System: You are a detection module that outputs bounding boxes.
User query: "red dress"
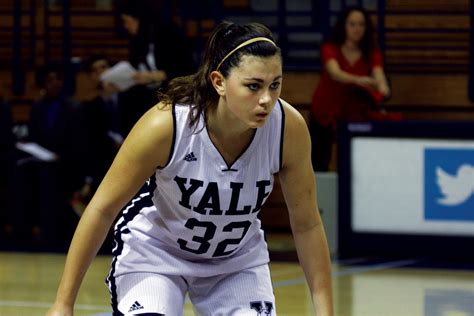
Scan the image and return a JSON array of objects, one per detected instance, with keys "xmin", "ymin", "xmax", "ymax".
[{"xmin": 311, "ymin": 43, "xmax": 384, "ymax": 128}]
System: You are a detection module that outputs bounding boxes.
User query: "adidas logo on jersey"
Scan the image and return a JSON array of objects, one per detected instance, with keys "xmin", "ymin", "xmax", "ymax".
[
  {"xmin": 128, "ymin": 301, "xmax": 144, "ymax": 312},
  {"xmin": 184, "ymin": 152, "xmax": 197, "ymax": 162}
]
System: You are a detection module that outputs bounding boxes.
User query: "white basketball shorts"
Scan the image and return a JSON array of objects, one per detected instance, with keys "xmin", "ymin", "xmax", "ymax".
[{"xmin": 109, "ymin": 263, "xmax": 276, "ymax": 316}]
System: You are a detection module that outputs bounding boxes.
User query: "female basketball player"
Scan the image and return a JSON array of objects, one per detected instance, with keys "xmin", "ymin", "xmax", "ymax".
[{"xmin": 47, "ymin": 21, "xmax": 333, "ymax": 316}]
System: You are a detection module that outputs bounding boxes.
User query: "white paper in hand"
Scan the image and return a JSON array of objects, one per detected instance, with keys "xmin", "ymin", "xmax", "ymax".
[
  {"xmin": 100, "ymin": 61, "xmax": 137, "ymax": 91},
  {"xmin": 16, "ymin": 142, "xmax": 59, "ymax": 161}
]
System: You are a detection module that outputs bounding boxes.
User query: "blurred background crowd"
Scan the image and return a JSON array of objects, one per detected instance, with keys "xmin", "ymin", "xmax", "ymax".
[{"xmin": 1, "ymin": 0, "xmax": 473, "ymax": 254}]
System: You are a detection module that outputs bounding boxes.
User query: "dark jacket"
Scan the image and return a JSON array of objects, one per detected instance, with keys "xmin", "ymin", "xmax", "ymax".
[
  {"xmin": 0, "ymin": 101, "xmax": 14, "ymax": 152},
  {"xmin": 28, "ymin": 95, "xmax": 87, "ymax": 192}
]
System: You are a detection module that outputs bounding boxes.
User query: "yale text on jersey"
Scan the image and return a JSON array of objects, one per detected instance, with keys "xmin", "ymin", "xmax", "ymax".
[{"xmin": 174, "ymin": 175, "xmax": 271, "ymax": 215}]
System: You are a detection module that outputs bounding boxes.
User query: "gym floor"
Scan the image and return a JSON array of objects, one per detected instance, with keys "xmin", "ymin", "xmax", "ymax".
[{"xmin": 1, "ymin": 234, "xmax": 474, "ymax": 316}]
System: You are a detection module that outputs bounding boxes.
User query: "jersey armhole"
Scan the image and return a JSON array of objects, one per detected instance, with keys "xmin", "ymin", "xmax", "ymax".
[
  {"xmin": 277, "ymin": 99, "xmax": 285, "ymax": 172},
  {"xmin": 157, "ymin": 104, "xmax": 177, "ymax": 170}
]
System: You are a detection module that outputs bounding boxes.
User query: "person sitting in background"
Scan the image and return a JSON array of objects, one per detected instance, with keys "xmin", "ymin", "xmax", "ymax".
[
  {"xmin": 117, "ymin": 0, "xmax": 196, "ymax": 134},
  {"xmin": 82, "ymin": 53, "xmax": 123, "ymax": 148},
  {"xmin": 70, "ymin": 54, "xmax": 124, "ymax": 216},
  {"xmin": 310, "ymin": 6, "xmax": 390, "ymax": 171},
  {"xmin": 8, "ymin": 63, "xmax": 86, "ymax": 250}
]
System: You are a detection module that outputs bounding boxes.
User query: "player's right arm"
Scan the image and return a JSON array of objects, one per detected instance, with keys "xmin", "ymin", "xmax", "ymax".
[{"xmin": 46, "ymin": 103, "xmax": 174, "ymax": 316}]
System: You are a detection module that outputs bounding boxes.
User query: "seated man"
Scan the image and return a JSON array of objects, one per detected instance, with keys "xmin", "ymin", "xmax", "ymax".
[{"xmin": 70, "ymin": 54, "xmax": 124, "ymax": 216}]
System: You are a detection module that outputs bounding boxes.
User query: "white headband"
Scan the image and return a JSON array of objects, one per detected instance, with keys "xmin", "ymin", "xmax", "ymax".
[{"xmin": 215, "ymin": 37, "xmax": 277, "ymax": 71}]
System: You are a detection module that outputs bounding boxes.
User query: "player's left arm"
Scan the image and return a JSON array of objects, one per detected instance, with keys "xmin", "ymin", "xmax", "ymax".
[{"xmin": 278, "ymin": 99, "xmax": 333, "ymax": 316}]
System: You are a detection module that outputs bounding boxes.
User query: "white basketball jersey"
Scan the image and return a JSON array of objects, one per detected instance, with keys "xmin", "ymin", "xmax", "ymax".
[{"xmin": 110, "ymin": 100, "xmax": 284, "ymax": 278}]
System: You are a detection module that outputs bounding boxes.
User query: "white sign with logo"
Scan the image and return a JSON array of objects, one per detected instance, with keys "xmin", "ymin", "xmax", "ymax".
[{"xmin": 351, "ymin": 137, "xmax": 474, "ymax": 236}]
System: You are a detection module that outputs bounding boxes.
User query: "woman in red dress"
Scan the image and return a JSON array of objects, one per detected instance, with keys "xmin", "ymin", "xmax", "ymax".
[{"xmin": 310, "ymin": 6, "xmax": 390, "ymax": 171}]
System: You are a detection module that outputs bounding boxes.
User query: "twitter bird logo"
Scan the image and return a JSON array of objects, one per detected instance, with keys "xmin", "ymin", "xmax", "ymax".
[
  {"xmin": 425, "ymin": 148, "xmax": 474, "ymax": 221},
  {"xmin": 436, "ymin": 164, "xmax": 474, "ymax": 206}
]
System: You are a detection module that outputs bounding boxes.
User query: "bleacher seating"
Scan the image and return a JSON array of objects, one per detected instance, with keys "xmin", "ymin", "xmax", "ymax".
[
  {"xmin": 384, "ymin": 0, "xmax": 470, "ymax": 73},
  {"xmin": 1, "ymin": 3, "xmax": 473, "ymax": 130},
  {"xmin": 1, "ymin": 0, "xmax": 472, "ymax": 135}
]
